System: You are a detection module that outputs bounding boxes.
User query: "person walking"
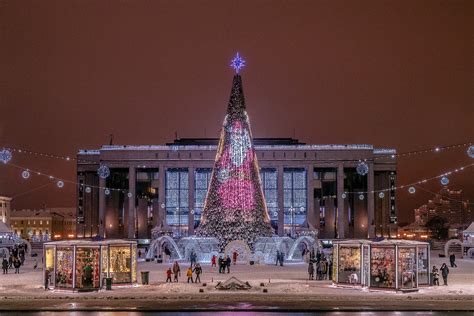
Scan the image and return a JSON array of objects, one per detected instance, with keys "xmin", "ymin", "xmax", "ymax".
[
  {"xmin": 2, "ymin": 257, "xmax": 8, "ymax": 274},
  {"xmin": 218, "ymin": 256, "xmax": 223, "ymax": 273},
  {"xmin": 226, "ymin": 256, "xmax": 231, "ymax": 273},
  {"xmin": 193, "ymin": 263, "xmax": 202, "ymax": 283},
  {"xmin": 449, "ymin": 253, "xmax": 457, "ymax": 268},
  {"xmin": 186, "ymin": 267, "xmax": 194, "ymax": 283},
  {"xmin": 138, "ymin": 249, "xmax": 142, "ymax": 258},
  {"xmin": 172, "ymin": 261, "xmax": 181, "ymax": 282},
  {"xmin": 431, "ymin": 266, "xmax": 439, "ymax": 286},
  {"xmin": 275, "ymin": 251, "xmax": 280, "ymax": 266},
  {"xmin": 211, "ymin": 255, "xmax": 217, "ymax": 267},
  {"xmin": 44, "ymin": 270, "xmax": 50, "ymax": 290},
  {"xmin": 13, "ymin": 258, "xmax": 21, "ymax": 274},
  {"xmin": 279, "ymin": 252, "xmax": 284, "ymax": 266},
  {"xmin": 232, "ymin": 251, "xmax": 238, "ymax": 265},
  {"xmin": 165, "ymin": 267, "xmax": 173, "ymax": 283},
  {"xmin": 440, "ymin": 263, "xmax": 449, "ymax": 286},
  {"xmin": 190, "ymin": 250, "xmax": 197, "ymax": 267},
  {"xmin": 308, "ymin": 262, "xmax": 314, "ymax": 280},
  {"xmin": 8, "ymin": 255, "xmax": 13, "ymax": 269}
]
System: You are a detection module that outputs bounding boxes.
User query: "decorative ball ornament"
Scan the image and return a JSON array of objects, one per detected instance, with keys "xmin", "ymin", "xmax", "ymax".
[
  {"xmin": 273, "ymin": 212, "xmax": 278, "ymax": 217},
  {"xmin": 356, "ymin": 162, "xmax": 369, "ymax": 176},
  {"xmin": 104, "ymin": 188, "xmax": 110, "ymax": 195},
  {"xmin": 127, "ymin": 192, "xmax": 132, "ymax": 198},
  {"xmin": 22, "ymin": 170, "xmax": 30, "ymax": 179},
  {"xmin": 378, "ymin": 192, "xmax": 385, "ymax": 199},
  {"xmin": 440, "ymin": 176, "xmax": 449, "ymax": 186},
  {"xmin": 0, "ymin": 148, "xmax": 12, "ymax": 164},
  {"xmin": 97, "ymin": 165, "xmax": 111, "ymax": 179},
  {"xmin": 341, "ymin": 193, "xmax": 347, "ymax": 199},
  {"xmin": 57, "ymin": 180, "xmax": 64, "ymax": 188},
  {"xmin": 359, "ymin": 194, "xmax": 365, "ymax": 200},
  {"xmin": 408, "ymin": 186, "xmax": 416, "ymax": 194},
  {"xmin": 85, "ymin": 186, "xmax": 92, "ymax": 193},
  {"xmin": 190, "ymin": 209, "xmax": 195, "ymax": 215},
  {"xmin": 467, "ymin": 145, "xmax": 474, "ymax": 158},
  {"xmin": 161, "ymin": 203, "xmax": 166, "ymax": 209}
]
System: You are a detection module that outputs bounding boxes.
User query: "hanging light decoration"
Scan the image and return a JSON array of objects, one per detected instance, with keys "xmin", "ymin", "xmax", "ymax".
[
  {"xmin": 57, "ymin": 180, "xmax": 64, "ymax": 188},
  {"xmin": 408, "ymin": 186, "xmax": 416, "ymax": 194},
  {"xmin": 467, "ymin": 145, "xmax": 474, "ymax": 158},
  {"xmin": 97, "ymin": 165, "xmax": 111, "ymax": 179},
  {"xmin": 104, "ymin": 188, "xmax": 110, "ymax": 195},
  {"xmin": 440, "ymin": 176, "xmax": 449, "ymax": 185},
  {"xmin": 356, "ymin": 162, "xmax": 369, "ymax": 176},
  {"xmin": 378, "ymin": 192, "xmax": 385, "ymax": 199},
  {"xmin": 22, "ymin": 170, "xmax": 30, "ymax": 179},
  {"xmin": 127, "ymin": 192, "xmax": 133, "ymax": 198},
  {"xmin": 341, "ymin": 193, "xmax": 347, "ymax": 199},
  {"xmin": 0, "ymin": 148, "xmax": 12, "ymax": 164},
  {"xmin": 359, "ymin": 194, "xmax": 365, "ymax": 200},
  {"xmin": 85, "ymin": 186, "xmax": 92, "ymax": 193}
]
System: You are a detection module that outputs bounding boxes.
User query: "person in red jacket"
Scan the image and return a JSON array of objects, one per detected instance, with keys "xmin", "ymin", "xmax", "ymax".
[
  {"xmin": 211, "ymin": 255, "xmax": 217, "ymax": 267},
  {"xmin": 165, "ymin": 267, "xmax": 172, "ymax": 283},
  {"xmin": 232, "ymin": 251, "xmax": 238, "ymax": 265}
]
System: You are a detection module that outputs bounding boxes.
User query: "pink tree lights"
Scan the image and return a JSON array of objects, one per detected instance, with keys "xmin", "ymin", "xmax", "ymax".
[{"xmin": 196, "ymin": 70, "xmax": 274, "ymax": 250}]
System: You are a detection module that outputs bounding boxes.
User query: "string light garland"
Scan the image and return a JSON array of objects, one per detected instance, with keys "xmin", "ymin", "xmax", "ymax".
[{"xmin": 342, "ymin": 162, "xmax": 474, "ymax": 194}]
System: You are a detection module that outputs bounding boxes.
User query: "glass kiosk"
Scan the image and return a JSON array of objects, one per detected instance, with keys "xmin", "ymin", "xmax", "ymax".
[
  {"xmin": 44, "ymin": 240, "xmax": 137, "ymax": 291},
  {"xmin": 334, "ymin": 240, "xmax": 430, "ymax": 291}
]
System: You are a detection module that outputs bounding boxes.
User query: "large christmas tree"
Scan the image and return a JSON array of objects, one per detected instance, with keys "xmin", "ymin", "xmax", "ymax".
[{"xmin": 196, "ymin": 54, "xmax": 274, "ymax": 250}]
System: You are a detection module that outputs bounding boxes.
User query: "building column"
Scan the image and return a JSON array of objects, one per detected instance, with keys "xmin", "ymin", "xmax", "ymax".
[
  {"xmin": 128, "ymin": 166, "xmax": 136, "ymax": 239},
  {"xmin": 277, "ymin": 166, "xmax": 284, "ymax": 237},
  {"xmin": 337, "ymin": 164, "xmax": 345, "ymax": 239},
  {"xmin": 99, "ymin": 177, "xmax": 106, "ymax": 238},
  {"xmin": 158, "ymin": 165, "xmax": 166, "ymax": 226},
  {"xmin": 306, "ymin": 165, "xmax": 315, "ymax": 230},
  {"xmin": 188, "ymin": 167, "xmax": 195, "ymax": 236},
  {"xmin": 367, "ymin": 162, "xmax": 375, "ymax": 238}
]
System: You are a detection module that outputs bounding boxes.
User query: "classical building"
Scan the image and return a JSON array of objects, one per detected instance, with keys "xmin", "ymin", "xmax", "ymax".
[
  {"xmin": 0, "ymin": 196, "xmax": 12, "ymax": 226},
  {"xmin": 76, "ymin": 138, "xmax": 397, "ymax": 240},
  {"xmin": 10, "ymin": 208, "xmax": 76, "ymax": 241}
]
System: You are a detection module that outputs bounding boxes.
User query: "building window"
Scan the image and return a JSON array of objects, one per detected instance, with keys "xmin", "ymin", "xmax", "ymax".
[
  {"xmin": 165, "ymin": 168, "xmax": 189, "ymax": 236},
  {"xmin": 283, "ymin": 168, "xmax": 307, "ymax": 229},
  {"xmin": 260, "ymin": 168, "xmax": 278, "ymax": 222},
  {"xmin": 194, "ymin": 168, "xmax": 212, "ymax": 228}
]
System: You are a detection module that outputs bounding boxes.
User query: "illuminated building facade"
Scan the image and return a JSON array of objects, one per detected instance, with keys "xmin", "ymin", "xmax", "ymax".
[{"xmin": 76, "ymin": 139, "xmax": 397, "ymax": 240}]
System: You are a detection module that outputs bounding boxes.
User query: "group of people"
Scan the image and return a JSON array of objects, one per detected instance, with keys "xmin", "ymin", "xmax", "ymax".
[
  {"xmin": 307, "ymin": 250, "xmax": 332, "ymax": 280},
  {"xmin": 214, "ymin": 255, "xmax": 232, "ymax": 273},
  {"xmin": 432, "ymin": 263, "xmax": 451, "ymax": 286},
  {"xmin": 2, "ymin": 245, "xmax": 30, "ymax": 275},
  {"xmin": 165, "ymin": 261, "xmax": 203, "ymax": 283}
]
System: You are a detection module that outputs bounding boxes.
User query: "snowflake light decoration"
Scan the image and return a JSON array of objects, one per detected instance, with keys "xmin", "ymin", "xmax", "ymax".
[
  {"xmin": 467, "ymin": 145, "xmax": 474, "ymax": 158},
  {"xmin": 356, "ymin": 162, "xmax": 369, "ymax": 176},
  {"xmin": 97, "ymin": 165, "xmax": 111, "ymax": 179},
  {"xmin": 440, "ymin": 176, "xmax": 449, "ymax": 186},
  {"xmin": 359, "ymin": 194, "xmax": 365, "ymax": 200},
  {"xmin": 408, "ymin": 186, "xmax": 416, "ymax": 194},
  {"xmin": 127, "ymin": 192, "xmax": 132, "ymax": 198},
  {"xmin": 341, "ymin": 193, "xmax": 347, "ymax": 199},
  {"xmin": 57, "ymin": 180, "xmax": 64, "ymax": 188},
  {"xmin": 0, "ymin": 148, "xmax": 12, "ymax": 164},
  {"xmin": 104, "ymin": 188, "xmax": 110, "ymax": 195},
  {"xmin": 378, "ymin": 192, "xmax": 385, "ymax": 199},
  {"xmin": 230, "ymin": 52, "xmax": 246, "ymax": 74},
  {"xmin": 22, "ymin": 170, "xmax": 30, "ymax": 179},
  {"xmin": 85, "ymin": 186, "xmax": 92, "ymax": 193}
]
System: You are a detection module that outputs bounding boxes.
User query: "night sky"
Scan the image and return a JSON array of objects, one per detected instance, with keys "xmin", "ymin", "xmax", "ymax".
[{"xmin": 0, "ymin": 0, "xmax": 472, "ymax": 224}]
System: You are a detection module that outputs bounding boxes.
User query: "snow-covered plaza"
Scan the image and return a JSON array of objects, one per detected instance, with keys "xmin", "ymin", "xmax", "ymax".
[{"xmin": 1, "ymin": 251, "xmax": 473, "ymax": 311}]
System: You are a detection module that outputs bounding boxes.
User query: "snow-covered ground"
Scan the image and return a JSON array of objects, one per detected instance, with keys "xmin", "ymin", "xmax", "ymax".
[{"xmin": 0, "ymin": 251, "xmax": 473, "ymax": 310}]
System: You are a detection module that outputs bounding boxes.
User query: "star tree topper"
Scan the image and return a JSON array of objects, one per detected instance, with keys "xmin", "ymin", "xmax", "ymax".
[{"xmin": 230, "ymin": 52, "xmax": 246, "ymax": 73}]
